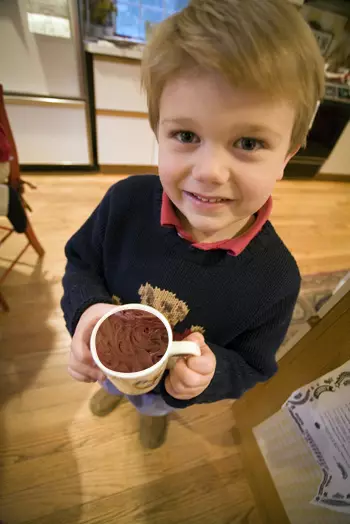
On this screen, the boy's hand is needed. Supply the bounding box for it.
[68,303,113,383]
[165,333,216,400]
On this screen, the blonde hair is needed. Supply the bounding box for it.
[141,0,325,151]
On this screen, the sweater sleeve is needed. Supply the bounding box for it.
[61,188,114,336]
[160,287,299,408]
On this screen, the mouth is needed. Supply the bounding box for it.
[183,191,232,205]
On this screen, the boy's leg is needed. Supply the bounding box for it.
[89,379,123,417]
[139,415,168,449]
[127,393,174,449]
[90,381,173,449]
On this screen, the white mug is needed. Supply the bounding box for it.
[90,304,201,395]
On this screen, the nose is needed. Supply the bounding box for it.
[191,144,230,186]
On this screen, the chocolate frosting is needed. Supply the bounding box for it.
[96,310,168,373]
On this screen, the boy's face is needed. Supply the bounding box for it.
[157,71,297,243]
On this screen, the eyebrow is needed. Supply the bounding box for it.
[239,125,283,141]
[161,117,197,126]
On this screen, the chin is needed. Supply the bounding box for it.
[187,216,228,236]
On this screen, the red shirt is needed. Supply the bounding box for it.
[0,124,10,163]
[161,192,272,256]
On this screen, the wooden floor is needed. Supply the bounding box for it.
[271,180,350,275]
[1,175,350,524]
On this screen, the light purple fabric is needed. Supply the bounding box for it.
[102,379,174,417]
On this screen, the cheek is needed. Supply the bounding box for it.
[158,153,178,188]
[158,146,187,195]
[158,143,173,177]
[237,159,283,202]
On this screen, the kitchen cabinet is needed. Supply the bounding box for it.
[94,58,147,113]
[97,115,154,165]
[91,52,157,169]
[5,99,91,165]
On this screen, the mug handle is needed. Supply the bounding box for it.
[166,341,201,369]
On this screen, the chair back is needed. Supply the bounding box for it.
[0,84,21,190]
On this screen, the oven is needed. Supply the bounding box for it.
[284,82,350,178]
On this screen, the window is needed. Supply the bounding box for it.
[116,0,189,41]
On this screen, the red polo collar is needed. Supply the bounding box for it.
[161,192,272,256]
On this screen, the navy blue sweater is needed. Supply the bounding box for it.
[61,175,300,409]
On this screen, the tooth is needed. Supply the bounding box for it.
[194,194,224,203]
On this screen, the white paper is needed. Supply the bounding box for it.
[283,360,350,514]
[26,0,71,39]
[27,13,71,39]
[253,410,350,524]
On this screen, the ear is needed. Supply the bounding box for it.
[277,146,301,181]
[284,146,301,167]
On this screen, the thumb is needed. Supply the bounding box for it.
[184,332,205,346]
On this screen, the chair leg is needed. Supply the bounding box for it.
[0,291,9,312]
[25,219,44,257]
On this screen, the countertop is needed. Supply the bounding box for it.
[85,40,143,61]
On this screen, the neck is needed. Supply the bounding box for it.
[181,214,255,244]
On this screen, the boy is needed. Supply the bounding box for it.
[61,0,324,449]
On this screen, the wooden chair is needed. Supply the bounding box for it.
[0,84,44,312]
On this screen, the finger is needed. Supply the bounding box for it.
[165,374,203,399]
[69,357,106,382]
[68,367,95,383]
[182,333,216,374]
[71,340,96,367]
[80,318,99,345]
[183,332,205,346]
[78,305,114,344]
[186,351,216,375]
[171,359,209,389]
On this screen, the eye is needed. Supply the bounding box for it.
[173,131,200,144]
[235,137,264,151]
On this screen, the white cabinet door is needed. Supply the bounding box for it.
[94,59,147,112]
[6,103,90,165]
[97,115,154,165]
